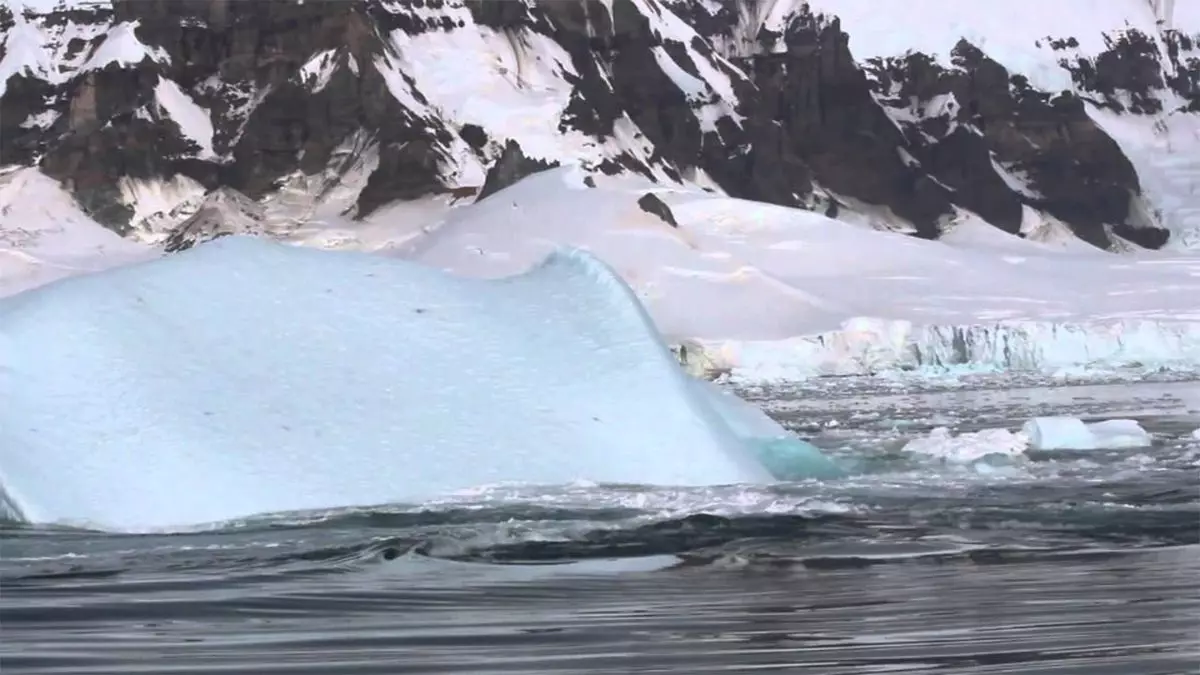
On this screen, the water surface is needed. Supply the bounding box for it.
[3,376,1198,674]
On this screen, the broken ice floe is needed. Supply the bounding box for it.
[1021,417,1152,451]
[901,416,1154,466]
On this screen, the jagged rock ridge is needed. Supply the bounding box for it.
[1,0,1196,250]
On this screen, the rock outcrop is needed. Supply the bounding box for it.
[1,0,1195,250]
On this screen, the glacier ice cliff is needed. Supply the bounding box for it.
[680,317,1200,382]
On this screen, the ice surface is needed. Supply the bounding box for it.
[689,379,845,480]
[0,236,840,532]
[1086,420,1155,449]
[1022,417,1152,450]
[693,318,1200,382]
[902,427,1029,464]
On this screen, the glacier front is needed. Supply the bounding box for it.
[0,237,800,532]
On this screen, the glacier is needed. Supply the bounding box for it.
[681,318,1200,383]
[0,236,842,533]
[396,169,1200,384]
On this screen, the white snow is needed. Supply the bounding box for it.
[990,157,1044,200]
[0,168,154,297]
[297,48,339,92]
[654,46,708,103]
[805,0,1166,92]
[390,168,1200,381]
[2,0,109,11]
[1085,104,1200,251]
[0,12,57,96]
[117,174,208,240]
[80,20,169,71]
[18,109,60,129]
[373,8,681,178]
[0,13,171,97]
[381,21,613,168]
[153,76,216,159]
[0,237,838,532]
[7,163,1200,384]
[1022,416,1152,450]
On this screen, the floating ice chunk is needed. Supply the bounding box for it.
[0,237,832,532]
[902,427,1029,464]
[1191,428,1200,441]
[1021,417,1093,451]
[1085,420,1153,450]
[1021,417,1151,451]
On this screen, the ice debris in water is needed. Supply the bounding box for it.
[1022,417,1151,450]
[902,427,1029,465]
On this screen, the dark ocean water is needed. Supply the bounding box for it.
[2,378,1198,674]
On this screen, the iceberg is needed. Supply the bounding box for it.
[689,378,844,480]
[0,237,826,532]
[1022,417,1152,450]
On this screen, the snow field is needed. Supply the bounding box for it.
[397,168,1200,381]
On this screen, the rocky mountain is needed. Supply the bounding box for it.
[1,0,1197,251]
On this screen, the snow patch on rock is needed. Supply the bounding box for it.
[153,76,216,159]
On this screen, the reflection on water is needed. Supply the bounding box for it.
[3,547,1198,674]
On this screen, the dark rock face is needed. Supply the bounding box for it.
[0,0,1191,250]
[476,140,560,202]
[637,192,677,227]
[861,41,1147,248]
[1162,29,1200,111]
[742,10,955,238]
[674,1,1185,248]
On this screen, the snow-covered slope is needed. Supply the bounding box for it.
[1,0,1197,251]
[2,0,1200,385]
[399,167,1200,380]
[0,167,151,295]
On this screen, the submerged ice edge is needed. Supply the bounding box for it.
[675,317,1200,382]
